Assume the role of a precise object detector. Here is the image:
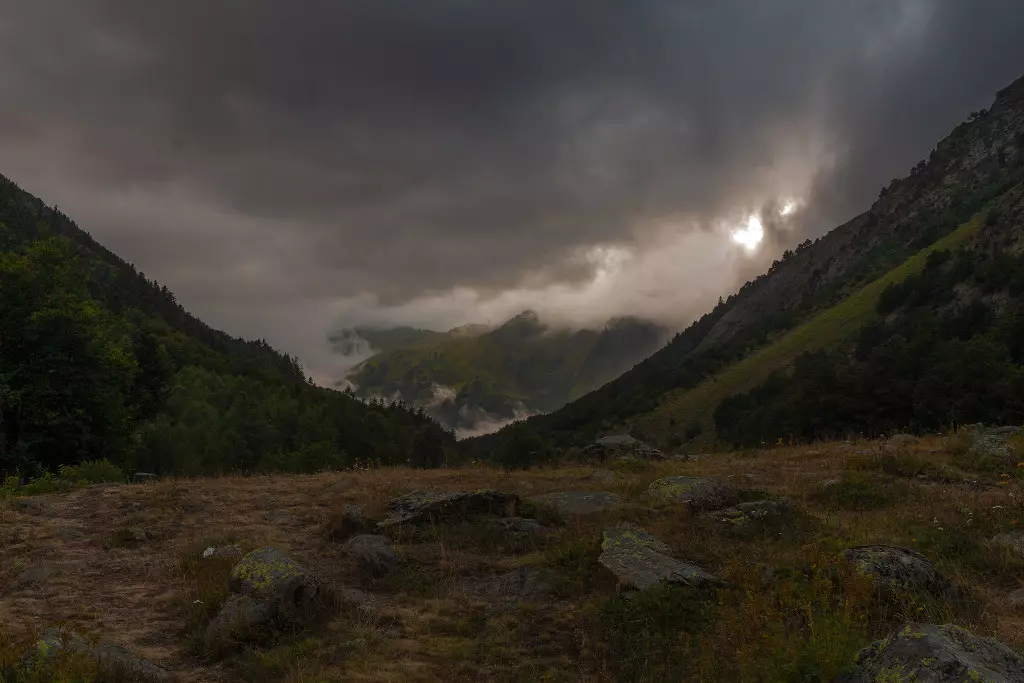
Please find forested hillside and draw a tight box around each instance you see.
[0,176,453,477]
[471,73,1024,458]
[347,311,667,434]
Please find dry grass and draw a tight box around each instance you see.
[2,437,1024,681]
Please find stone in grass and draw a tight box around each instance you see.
[989,531,1024,557]
[15,565,60,589]
[528,491,623,516]
[325,504,376,542]
[343,534,400,578]
[481,517,552,552]
[599,525,720,592]
[379,489,520,528]
[26,628,176,682]
[835,622,1024,683]
[709,499,791,526]
[840,545,954,598]
[207,547,330,648]
[644,476,739,512]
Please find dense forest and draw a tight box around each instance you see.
[715,201,1024,445]
[0,175,453,478]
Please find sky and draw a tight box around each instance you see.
[1,1,1023,383]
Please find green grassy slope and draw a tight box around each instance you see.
[638,207,992,441]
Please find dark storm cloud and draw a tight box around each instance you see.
[1,1,1023,378]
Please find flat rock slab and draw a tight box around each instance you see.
[528,491,622,515]
[28,628,176,682]
[599,525,719,591]
[379,489,519,528]
[840,545,953,597]
[709,499,791,525]
[836,623,1024,682]
[644,476,739,511]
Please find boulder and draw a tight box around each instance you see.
[709,499,791,526]
[885,434,919,451]
[836,623,1024,682]
[325,504,375,541]
[589,469,618,485]
[229,547,320,602]
[528,491,623,515]
[209,547,329,646]
[840,545,953,597]
[599,525,719,591]
[379,489,519,528]
[644,476,739,511]
[204,594,277,648]
[343,534,400,578]
[27,628,175,682]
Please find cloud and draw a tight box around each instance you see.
[1,1,1023,380]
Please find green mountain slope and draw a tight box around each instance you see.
[0,175,453,477]
[346,311,668,433]
[470,72,1024,457]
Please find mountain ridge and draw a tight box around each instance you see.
[469,72,1024,456]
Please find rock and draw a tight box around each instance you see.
[205,594,277,644]
[12,499,41,514]
[128,527,154,543]
[229,547,320,603]
[59,527,85,541]
[836,622,1024,683]
[589,469,618,485]
[990,531,1024,557]
[644,476,739,511]
[202,544,242,559]
[840,545,953,597]
[481,517,552,552]
[27,628,175,682]
[262,509,292,524]
[343,535,400,578]
[1006,588,1024,609]
[15,565,60,588]
[991,426,1022,436]
[709,499,791,526]
[132,472,158,483]
[379,489,520,528]
[208,548,329,647]
[325,504,375,541]
[482,567,550,601]
[582,434,665,460]
[599,525,720,591]
[459,567,551,606]
[528,491,623,515]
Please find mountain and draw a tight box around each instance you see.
[344,311,669,434]
[0,175,453,477]
[472,73,1024,459]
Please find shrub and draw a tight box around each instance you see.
[59,459,126,484]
